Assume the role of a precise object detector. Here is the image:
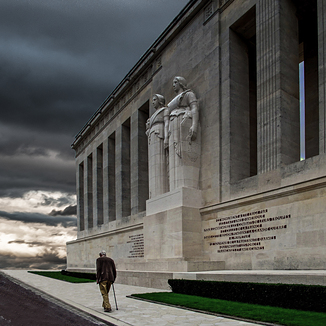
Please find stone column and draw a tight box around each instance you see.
[108,135,116,222]
[86,153,93,229]
[102,138,109,224]
[256,0,300,173]
[318,0,326,153]
[130,112,138,215]
[76,161,85,234]
[95,145,103,226]
[115,123,131,220]
[131,110,149,215]
[92,151,98,228]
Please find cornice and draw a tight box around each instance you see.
[200,176,326,216]
[71,0,210,152]
[71,0,234,153]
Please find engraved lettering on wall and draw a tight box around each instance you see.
[127,234,144,258]
[204,209,291,253]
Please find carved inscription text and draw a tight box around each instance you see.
[204,209,291,253]
[127,234,144,258]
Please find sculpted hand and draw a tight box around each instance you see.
[188,126,197,141]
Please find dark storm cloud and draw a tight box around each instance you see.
[0,0,189,135]
[0,0,189,199]
[49,205,77,216]
[0,252,66,270]
[41,198,74,208]
[0,151,75,197]
[0,210,77,228]
[0,0,189,270]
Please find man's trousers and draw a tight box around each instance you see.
[99,280,112,310]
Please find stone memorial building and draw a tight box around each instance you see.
[67,0,326,288]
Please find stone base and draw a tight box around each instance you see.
[144,187,204,260]
[117,270,173,289]
[117,259,225,272]
[67,180,326,287]
[172,270,326,286]
[201,175,326,270]
[65,268,326,290]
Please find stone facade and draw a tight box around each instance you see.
[67,0,326,283]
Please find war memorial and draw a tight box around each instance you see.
[66,0,326,289]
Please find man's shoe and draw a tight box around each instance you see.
[104,308,112,312]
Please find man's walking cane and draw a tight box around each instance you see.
[112,283,118,310]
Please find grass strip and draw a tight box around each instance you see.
[131,292,326,326]
[28,271,96,283]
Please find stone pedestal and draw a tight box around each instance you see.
[144,187,204,262]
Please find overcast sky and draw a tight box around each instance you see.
[0,0,189,270]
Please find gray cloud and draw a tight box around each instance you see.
[0,0,189,134]
[39,196,75,208]
[0,251,66,270]
[0,210,77,228]
[49,205,77,216]
[0,0,188,200]
[0,144,76,197]
[0,123,74,158]
[0,0,189,270]
[8,240,49,247]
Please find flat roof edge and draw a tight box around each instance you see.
[71,0,208,150]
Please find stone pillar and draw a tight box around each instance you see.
[92,151,98,228]
[86,153,93,229]
[95,145,103,226]
[102,138,109,224]
[108,135,116,222]
[77,161,85,233]
[318,0,326,153]
[116,123,131,220]
[131,110,149,215]
[256,0,300,173]
[130,112,138,215]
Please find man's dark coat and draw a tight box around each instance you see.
[96,256,116,283]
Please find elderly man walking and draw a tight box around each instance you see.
[96,250,117,312]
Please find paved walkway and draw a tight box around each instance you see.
[2,270,266,326]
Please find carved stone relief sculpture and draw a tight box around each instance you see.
[146,94,169,198]
[167,76,201,190]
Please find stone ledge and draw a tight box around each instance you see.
[67,222,143,244]
[146,187,203,215]
[173,270,326,286]
[117,259,225,272]
[66,268,326,289]
[201,175,326,215]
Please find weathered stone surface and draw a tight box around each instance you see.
[68,0,326,286]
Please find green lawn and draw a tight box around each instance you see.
[28,271,96,283]
[131,292,326,326]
